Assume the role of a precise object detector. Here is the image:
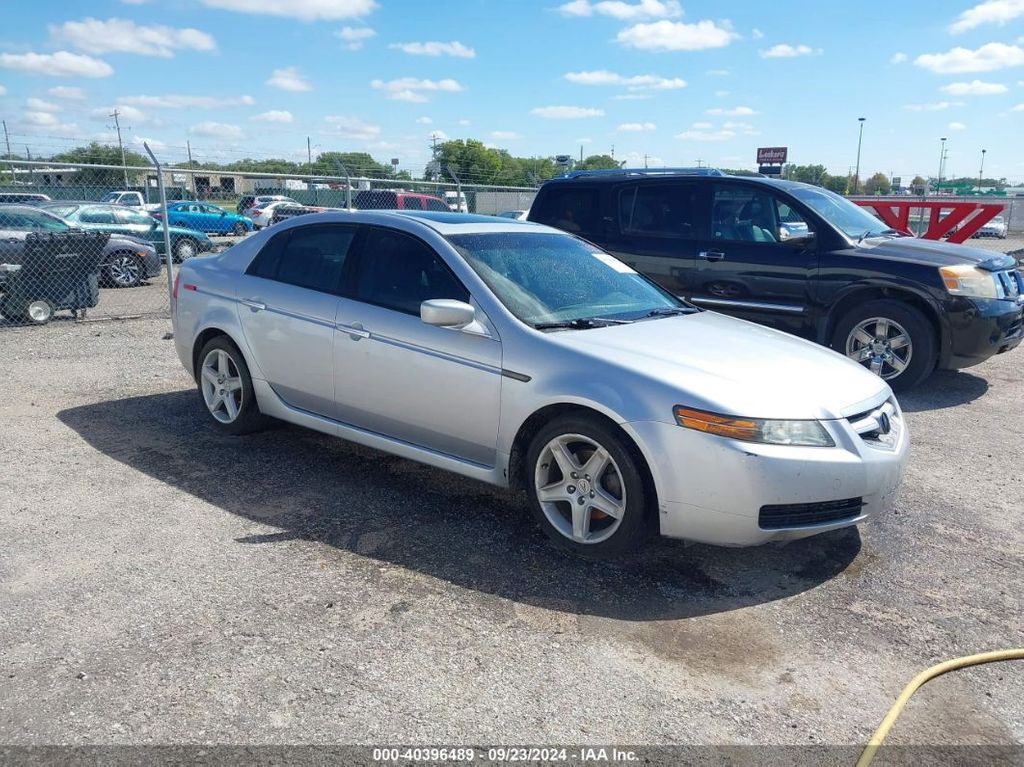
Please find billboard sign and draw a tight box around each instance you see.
[756,147,788,165]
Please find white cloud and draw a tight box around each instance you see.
[723,120,759,135]
[760,43,818,58]
[617,20,738,51]
[705,105,757,116]
[131,135,166,152]
[371,77,463,102]
[336,26,376,50]
[564,70,685,90]
[490,130,522,140]
[557,0,682,19]
[941,79,1008,94]
[388,41,475,58]
[530,105,604,118]
[950,0,1024,33]
[916,43,1024,73]
[199,0,377,21]
[714,89,730,97]
[90,104,148,123]
[0,51,112,78]
[0,85,6,96]
[429,130,449,141]
[618,121,656,131]
[675,127,736,142]
[47,85,86,100]
[692,121,713,129]
[51,18,216,58]
[416,116,433,124]
[948,121,968,130]
[22,111,60,127]
[903,101,961,111]
[26,97,61,112]
[752,28,764,39]
[890,52,909,64]
[267,67,312,91]
[323,115,381,140]
[120,94,254,108]
[252,110,293,123]
[190,121,245,140]
[1012,102,1024,110]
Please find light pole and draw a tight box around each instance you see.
[853,117,866,194]
[978,148,986,194]
[936,137,947,191]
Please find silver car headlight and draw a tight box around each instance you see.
[939,265,999,299]
[674,406,835,447]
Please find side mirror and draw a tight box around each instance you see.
[421,299,475,328]
[783,230,816,247]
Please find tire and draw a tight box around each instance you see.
[174,237,198,263]
[103,251,144,288]
[232,222,247,237]
[2,298,55,325]
[196,336,268,435]
[525,415,653,559]
[831,299,936,391]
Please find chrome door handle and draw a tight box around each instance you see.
[240,298,266,311]
[697,250,726,262]
[337,322,370,340]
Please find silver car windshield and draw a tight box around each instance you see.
[447,232,683,327]
[789,186,895,239]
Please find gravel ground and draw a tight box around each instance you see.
[0,317,1022,760]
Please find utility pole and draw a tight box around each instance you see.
[978,148,986,194]
[307,136,317,205]
[2,119,12,184]
[695,158,705,168]
[853,117,866,195]
[579,144,583,164]
[644,153,649,169]
[937,137,947,191]
[26,146,36,185]
[110,108,130,188]
[610,144,614,160]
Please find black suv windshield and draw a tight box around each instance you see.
[789,186,893,239]
[447,232,683,327]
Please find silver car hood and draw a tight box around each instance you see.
[549,311,890,421]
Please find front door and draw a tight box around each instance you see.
[333,226,502,466]
[233,223,357,416]
[688,182,817,335]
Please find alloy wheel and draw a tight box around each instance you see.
[175,239,197,261]
[108,255,141,287]
[534,433,626,544]
[200,348,244,424]
[845,316,913,380]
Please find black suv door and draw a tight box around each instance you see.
[688,181,818,336]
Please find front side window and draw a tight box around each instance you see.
[76,206,117,225]
[448,232,680,326]
[353,228,468,315]
[114,208,154,226]
[533,188,599,234]
[620,183,700,238]
[711,185,806,244]
[247,224,356,294]
[789,185,892,239]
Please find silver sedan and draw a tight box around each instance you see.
[172,211,908,558]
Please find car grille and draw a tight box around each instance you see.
[759,497,865,530]
[845,399,901,449]
[996,269,1022,301]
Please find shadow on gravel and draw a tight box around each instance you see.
[899,369,989,413]
[59,391,860,622]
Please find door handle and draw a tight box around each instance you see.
[240,298,266,311]
[697,250,726,262]
[336,321,370,340]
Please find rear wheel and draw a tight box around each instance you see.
[174,237,198,262]
[196,336,268,435]
[526,416,653,559]
[832,299,936,391]
[2,297,55,325]
[104,252,144,288]
[232,222,247,236]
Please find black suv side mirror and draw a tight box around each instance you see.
[783,231,816,247]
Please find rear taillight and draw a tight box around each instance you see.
[251,208,263,215]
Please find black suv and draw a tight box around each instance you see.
[528,168,1024,390]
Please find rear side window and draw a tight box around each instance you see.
[247,224,356,294]
[620,184,700,238]
[424,198,450,212]
[532,187,599,235]
[352,227,468,315]
[78,206,117,225]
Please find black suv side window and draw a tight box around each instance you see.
[247,224,356,294]
[620,183,700,238]
[533,188,599,234]
[353,227,469,315]
[712,184,808,244]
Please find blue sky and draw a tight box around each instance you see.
[1,0,1023,182]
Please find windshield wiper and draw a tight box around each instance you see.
[533,317,633,330]
[858,227,901,243]
[642,307,698,318]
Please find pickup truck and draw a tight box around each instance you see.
[101,191,146,208]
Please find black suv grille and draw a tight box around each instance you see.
[758,497,864,530]
[996,269,1022,301]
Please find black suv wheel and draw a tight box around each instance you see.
[832,299,936,391]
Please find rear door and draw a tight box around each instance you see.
[233,223,357,416]
[687,182,817,335]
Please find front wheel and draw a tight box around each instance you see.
[832,299,936,391]
[526,416,653,559]
[174,237,198,262]
[232,222,247,236]
[104,252,144,288]
[196,337,268,435]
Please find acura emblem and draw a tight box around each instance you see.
[876,411,892,435]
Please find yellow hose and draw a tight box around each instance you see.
[857,648,1024,767]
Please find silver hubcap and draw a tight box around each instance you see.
[846,317,913,380]
[534,434,626,545]
[200,349,243,424]
[177,241,196,260]
[109,256,140,286]
[27,300,52,323]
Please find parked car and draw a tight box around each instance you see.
[239,194,299,216]
[528,168,1024,391]
[353,190,450,212]
[0,192,51,204]
[247,200,310,229]
[0,204,160,289]
[972,215,1008,239]
[39,201,215,264]
[496,210,529,221]
[100,191,146,208]
[269,205,321,226]
[172,210,907,558]
[444,191,469,213]
[156,201,254,236]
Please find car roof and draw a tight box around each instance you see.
[540,171,813,192]
[272,209,551,236]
